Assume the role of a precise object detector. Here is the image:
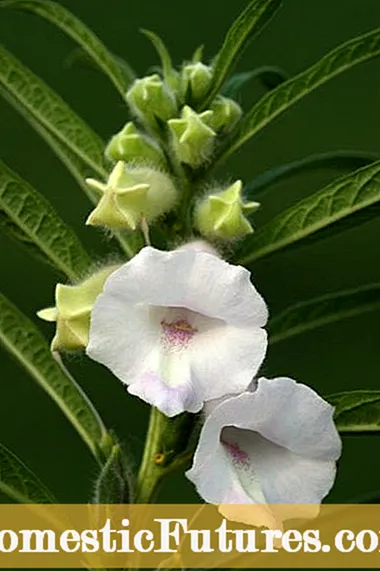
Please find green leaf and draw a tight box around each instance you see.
[0,42,107,177]
[93,444,130,504]
[0,292,107,460]
[221,27,380,160]
[236,158,380,265]
[0,160,92,280]
[0,87,137,259]
[0,442,56,503]
[64,47,136,88]
[328,391,380,433]
[268,283,380,345]
[141,29,174,86]
[222,65,289,98]
[1,0,135,97]
[246,150,379,197]
[201,0,282,109]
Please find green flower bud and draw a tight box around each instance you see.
[205,95,242,133]
[168,105,216,167]
[194,180,260,240]
[105,122,165,166]
[181,62,212,102]
[37,265,119,351]
[85,161,178,230]
[126,74,177,129]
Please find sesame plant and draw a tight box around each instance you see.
[1,0,380,527]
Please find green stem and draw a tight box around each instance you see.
[134,406,200,503]
[135,407,166,503]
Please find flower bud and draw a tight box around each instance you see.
[37,265,119,351]
[205,96,242,133]
[126,74,177,130]
[168,105,216,167]
[105,122,165,166]
[181,62,212,102]
[177,240,220,257]
[194,180,260,240]
[85,161,178,230]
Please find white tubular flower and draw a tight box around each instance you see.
[186,377,342,529]
[87,247,268,417]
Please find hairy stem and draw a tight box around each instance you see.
[135,407,166,503]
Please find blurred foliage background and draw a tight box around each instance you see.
[0,0,380,504]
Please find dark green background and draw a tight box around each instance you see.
[0,0,380,504]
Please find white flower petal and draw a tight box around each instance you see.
[127,373,203,417]
[190,325,267,402]
[87,292,159,381]
[102,247,268,327]
[87,246,268,415]
[233,377,342,461]
[187,377,341,525]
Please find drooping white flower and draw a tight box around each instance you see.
[186,377,342,529]
[86,246,268,417]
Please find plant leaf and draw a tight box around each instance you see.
[236,158,380,265]
[0,42,107,177]
[327,391,380,433]
[221,27,380,160]
[64,47,135,87]
[0,86,137,259]
[1,0,135,97]
[0,442,56,503]
[0,292,107,460]
[93,444,130,504]
[268,283,380,345]
[222,65,289,98]
[201,0,282,109]
[246,150,379,197]
[141,29,174,86]
[0,160,92,280]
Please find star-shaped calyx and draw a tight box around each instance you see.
[168,105,216,167]
[85,161,178,230]
[195,180,260,240]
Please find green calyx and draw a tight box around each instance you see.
[105,122,165,166]
[126,74,177,130]
[85,161,178,230]
[168,105,216,167]
[194,180,260,240]
[206,95,242,133]
[181,62,213,103]
[37,265,120,351]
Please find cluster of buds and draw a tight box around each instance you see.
[83,42,256,249]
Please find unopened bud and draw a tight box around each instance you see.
[37,266,119,351]
[168,105,216,167]
[194,180,260,240]
[105,122,165,166]
[205,96,242,133]
[181,62,212,103]
[177,240,220,257]
[85,161,178,230]
[126,74,177,130]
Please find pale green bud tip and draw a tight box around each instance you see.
[194,180,260,240]
[37,265,119,352]
[181,62,212,102]
[206,96,242,133]
[168,105,216,167]
[86,161,178,230]
[105,122,164,166]
[126,74,177,126]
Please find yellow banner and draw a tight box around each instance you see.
[0,504,379,567]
